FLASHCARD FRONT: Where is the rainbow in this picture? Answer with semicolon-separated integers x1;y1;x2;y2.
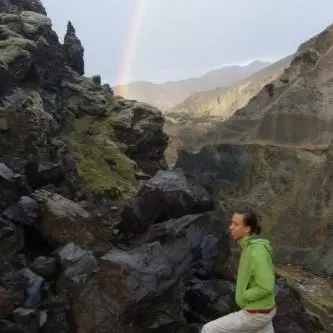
115;0;147;94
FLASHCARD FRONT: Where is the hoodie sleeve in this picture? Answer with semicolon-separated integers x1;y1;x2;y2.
243;245;275;303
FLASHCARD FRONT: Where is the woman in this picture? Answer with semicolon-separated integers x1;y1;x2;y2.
201;210;276;333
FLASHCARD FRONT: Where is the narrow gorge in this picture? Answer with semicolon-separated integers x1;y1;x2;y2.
0;1;332;333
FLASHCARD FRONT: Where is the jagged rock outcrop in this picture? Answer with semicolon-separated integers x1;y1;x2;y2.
63;21;84;75
176;23;333;332
0;3;167;203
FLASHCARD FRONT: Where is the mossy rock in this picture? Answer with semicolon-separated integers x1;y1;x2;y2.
69;115;137;199
0;36;36;80
61;71;109;117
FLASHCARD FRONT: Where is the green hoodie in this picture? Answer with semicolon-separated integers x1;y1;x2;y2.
235;235;276;310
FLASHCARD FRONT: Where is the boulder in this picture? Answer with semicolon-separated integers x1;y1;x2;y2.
72;210;231;333
72;241;185;333
120;169;214;234
2;268;45;309
135;210;231;278
31;190;109;248
12;307;41;333
110;97;169;174
55;242;97;296
0;163;26;210
30;256;58;279
3;196;38;226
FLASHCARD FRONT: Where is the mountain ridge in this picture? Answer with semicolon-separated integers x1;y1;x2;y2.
113;60;270;111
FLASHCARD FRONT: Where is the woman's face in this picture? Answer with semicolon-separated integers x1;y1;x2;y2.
229;213;251;241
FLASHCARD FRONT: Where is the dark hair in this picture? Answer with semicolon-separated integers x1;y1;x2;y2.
236;209;261;235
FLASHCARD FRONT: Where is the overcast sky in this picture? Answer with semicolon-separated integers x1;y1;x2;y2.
42;0;333;85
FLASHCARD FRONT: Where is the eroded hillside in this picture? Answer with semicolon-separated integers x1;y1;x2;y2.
165;56;292;165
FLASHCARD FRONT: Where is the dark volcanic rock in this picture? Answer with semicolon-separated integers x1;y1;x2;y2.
0;284;17;319
72;210;231;333
12;307;41;333
0;163;27;209
24;161;64;190
2;267;45;310
273;277;325;333
3;196;38;226
137;211;231;278
0;319;26;333
73;241;185;333
41;295;71;333
183;279;236;323
120;169;214;234
55;242;97;296
110;97;169;174
31;190;108;248
63;21;84;75
0;217;23;261
30;256;58;279
17;268;44;308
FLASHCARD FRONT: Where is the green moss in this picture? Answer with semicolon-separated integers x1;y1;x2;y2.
69;115;137;199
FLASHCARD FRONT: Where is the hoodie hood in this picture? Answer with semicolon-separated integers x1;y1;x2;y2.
248;236;273;255
238;235;273;255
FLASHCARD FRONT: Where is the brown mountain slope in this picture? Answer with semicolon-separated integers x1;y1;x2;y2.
175;26;333;330
204;24;333;148
164;56;291;165
113;61;270;111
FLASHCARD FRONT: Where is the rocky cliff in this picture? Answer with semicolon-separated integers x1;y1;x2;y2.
176;24;333;331
0;1;331;333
